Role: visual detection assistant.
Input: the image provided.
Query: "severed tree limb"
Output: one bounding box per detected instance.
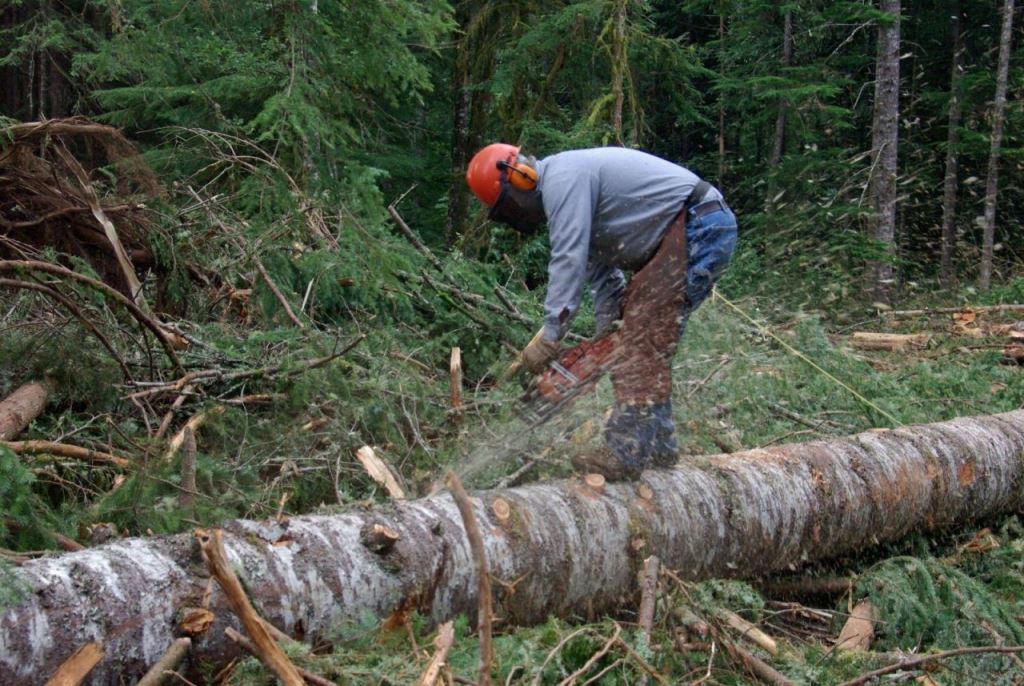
[127,336,364,400]
[0,279,132,379]
[0,379,52,441]
[163,406,224,464]
[197,529,304,686]
[720,640,794,686]
[835,600,878,652]
[415,621,455,686]
[635,555,660,686]
[254,258,306,329]
[179,427,197,512]
[136,636,191,686]
[1,440,130,468]
[43,641,103,686]
[445,471,493,686]
[836,645,1024,686]
[225,628,334,686]
[0,260,182,371]
[718,609,778,656]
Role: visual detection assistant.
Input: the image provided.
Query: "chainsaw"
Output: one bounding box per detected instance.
[508,328,624,426]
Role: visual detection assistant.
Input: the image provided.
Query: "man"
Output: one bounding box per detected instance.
[466,144,738,480]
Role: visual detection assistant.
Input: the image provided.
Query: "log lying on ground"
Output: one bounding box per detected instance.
[0,380,51,440]
[3,411,1024,684]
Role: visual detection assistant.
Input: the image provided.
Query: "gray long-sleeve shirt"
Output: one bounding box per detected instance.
[535,147,721,341]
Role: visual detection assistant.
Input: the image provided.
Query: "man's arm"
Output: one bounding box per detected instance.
[541,168,601,341]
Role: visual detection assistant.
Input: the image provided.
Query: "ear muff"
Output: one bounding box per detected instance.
[498,159,538,192]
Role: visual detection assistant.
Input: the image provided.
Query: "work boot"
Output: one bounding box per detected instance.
[571,448,642,482]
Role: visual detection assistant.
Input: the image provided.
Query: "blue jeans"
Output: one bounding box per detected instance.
[606,204,737,470]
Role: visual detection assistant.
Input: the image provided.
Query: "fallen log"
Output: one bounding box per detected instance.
[849,331,930,351]
[3,410,1024,684]
[0,380,51,441]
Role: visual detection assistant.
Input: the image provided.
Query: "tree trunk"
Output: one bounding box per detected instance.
[768,8,793,168]
[4,410,1024,684]
[940,2,965,288]
[0,380,51,441]
[979,0,1014,290]
[867,0,901,307]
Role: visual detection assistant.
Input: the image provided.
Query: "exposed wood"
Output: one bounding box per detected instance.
[43,642,102,686]
[849,332,929,351]
[355,445,405,499]
[197,528,304,686]
[415,621,455,686]
[450,347,463,417]
[636,555,660,686]
[446,470,493,686]
[836,600,879,652]
[501,327,545,382]
[5,410,1024,683]
[225,628,334,686]
[136,637,191,686]
[360,522,401,554]
[719,608,778,656]
[837,645,1024,686]
[1,440,130,468]
[0,380,50,441]
[163,406,224,464]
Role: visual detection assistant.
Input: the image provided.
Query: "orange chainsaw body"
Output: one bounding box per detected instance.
[534,330,623,408]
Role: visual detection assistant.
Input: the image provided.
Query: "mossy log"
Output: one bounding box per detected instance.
[3,411,1024,684]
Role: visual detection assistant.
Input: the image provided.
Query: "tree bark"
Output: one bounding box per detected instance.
[867,0,901,307]
[979,0,1015,290]
[4,410,1024,684]
[0,380,51,441]
[939,2,965,288]
[768,7,793,168]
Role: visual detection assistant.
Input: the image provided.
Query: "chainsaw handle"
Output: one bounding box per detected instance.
[499,327,546,384]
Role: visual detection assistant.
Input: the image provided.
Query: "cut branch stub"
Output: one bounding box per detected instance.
[360,522,401,555]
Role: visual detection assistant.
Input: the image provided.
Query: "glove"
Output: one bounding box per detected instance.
[521,336,560,374]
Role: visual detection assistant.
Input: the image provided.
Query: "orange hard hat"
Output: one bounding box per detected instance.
[466,143,520,207]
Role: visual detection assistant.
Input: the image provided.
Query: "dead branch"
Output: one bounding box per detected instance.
[163,406,224,464]
[254,258,306,329]
[355,446,405,499]
[2,440,130,468]
[0,379,51,441]
[416,621,455,686]
[0,279,132,379]
[127,336,364,400]
[136,637,191,686]
[835,600,878,652]
[836,645,1024,686]
[196,528,304,686]
[556,623,622,686]
[225,627,334,686]
[179,427,197,512]
[0,260,182,371]
[883,304,1024,317]
[445,471,493,686]
[43,641,103,686]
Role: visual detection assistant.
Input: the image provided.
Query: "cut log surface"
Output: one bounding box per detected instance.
[4,411,1024,684]
[0,380,50,441]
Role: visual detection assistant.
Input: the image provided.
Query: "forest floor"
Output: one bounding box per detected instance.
[5,283,1024,685]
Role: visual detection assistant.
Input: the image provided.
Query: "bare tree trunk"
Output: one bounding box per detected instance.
[0,380,51,441]
[867,0,901,307]
[768,8,793,168]
[940,2,965,289]
[610,0,628,146]
[979,0,1015,290]
[4,410,1024,684]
